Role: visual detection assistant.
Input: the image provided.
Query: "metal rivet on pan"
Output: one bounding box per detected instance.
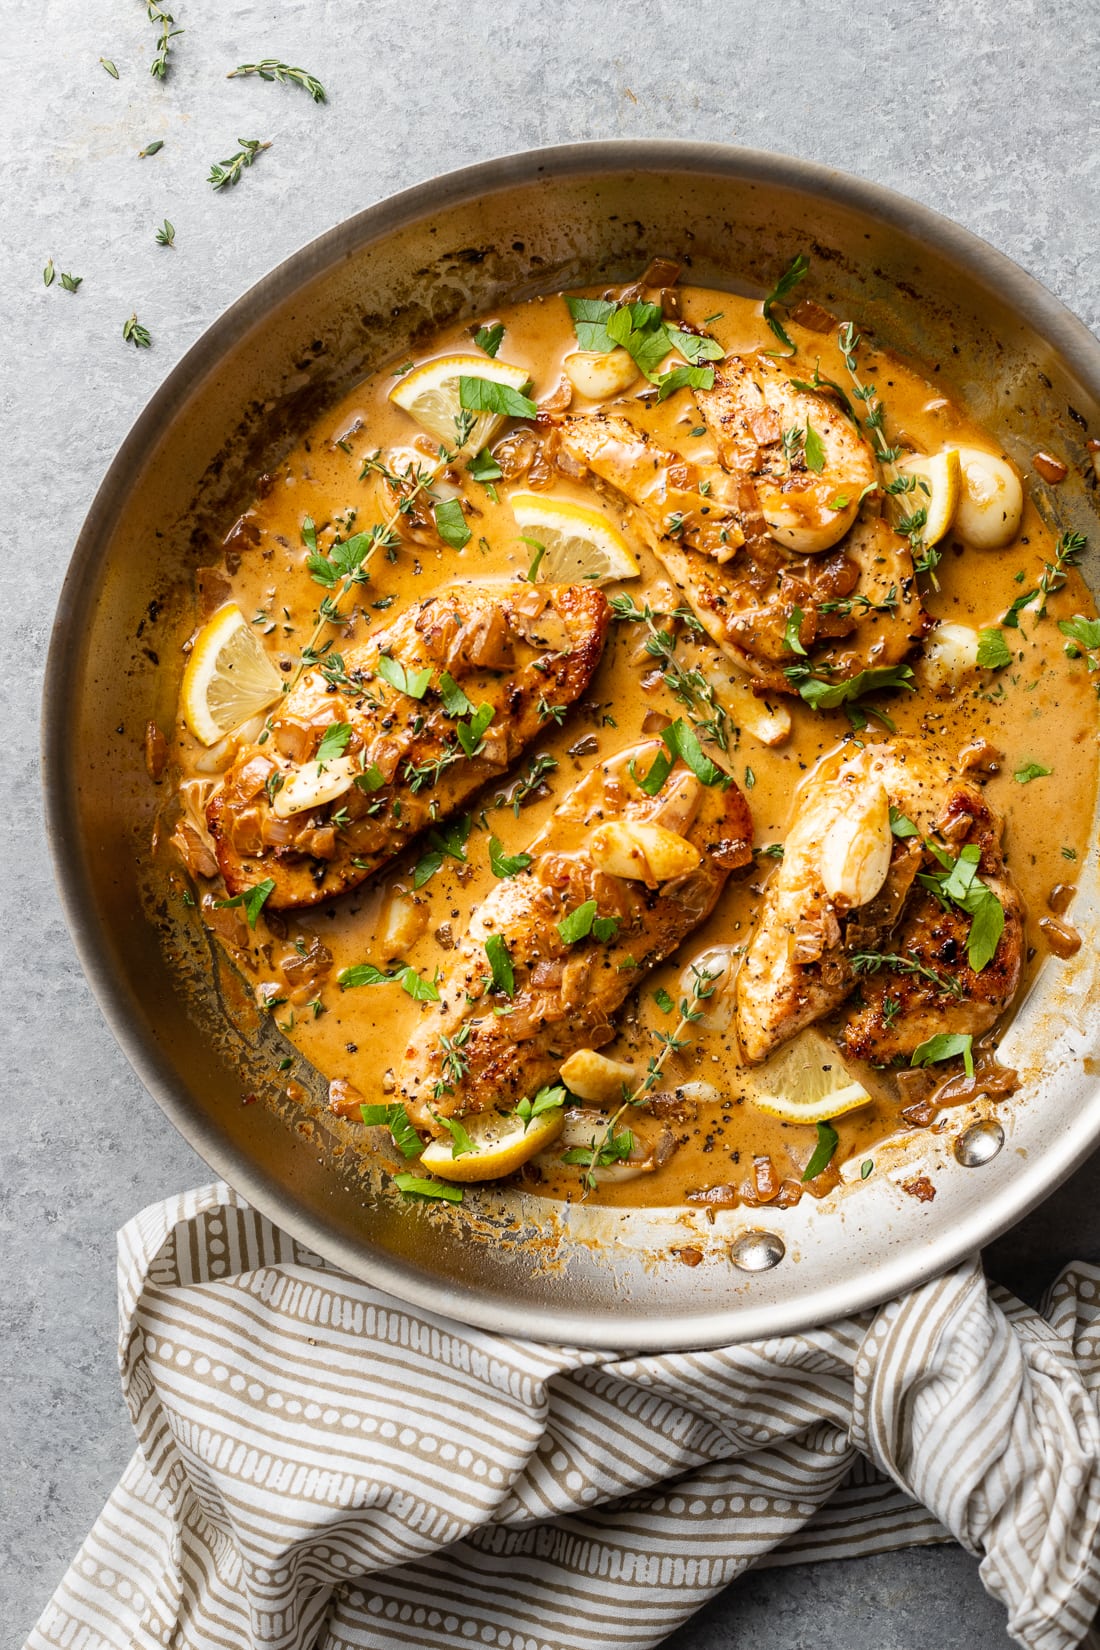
[730,1230,785,1272]
[954,1119,1005,1167]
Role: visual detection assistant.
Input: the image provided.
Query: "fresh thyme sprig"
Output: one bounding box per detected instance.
[286,439,471,698]
[850,949,965,1000]
[1002,530,1086,628]
[837,323,902,471]
[227,59,327,102]
[610,593,731,752]
[146,4,182,79]
[155,218,175,247]
[208,137,271,190]
[572,964,720,1193]
[836,322,948,578]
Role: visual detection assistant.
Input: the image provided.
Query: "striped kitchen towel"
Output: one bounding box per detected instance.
[24,1182,1100,1650]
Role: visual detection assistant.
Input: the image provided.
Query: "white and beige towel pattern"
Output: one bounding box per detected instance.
[25,1182,1100,1650]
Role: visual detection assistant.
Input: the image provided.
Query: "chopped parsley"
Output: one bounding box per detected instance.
[377,654,433,699]
[515,1084,566,1130]
[484,933,515,997]
[474,322,504,358]
[976,627,1013,670]
[910,1032,974,1078]
[458,375,537,421]
[392,1173,463,1204]
[802,1120,838,1182]
[434,497,471,549]
[489,836,532,878]
[761,252,809,355]
[213,878,275,929]
[360,1102,422,1159]
[338,963,441,1002]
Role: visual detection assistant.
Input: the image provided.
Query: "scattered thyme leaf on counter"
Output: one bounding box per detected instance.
[99,57,119,78]
[43,258,55,287]
[208,137,272,191]
[147,4,182,79]
[139,139,165,157]
[155,218,176,247]
[227,60,327,102]
[122,313,152,348]
[59,272,82,292]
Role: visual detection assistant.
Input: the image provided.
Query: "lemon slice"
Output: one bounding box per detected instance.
[180,603,283,746]
[896,448,962,548]
[745,1028,871,1124]
[419,1106,564,1183]
[389,353,532,451]
[510,493,640,585]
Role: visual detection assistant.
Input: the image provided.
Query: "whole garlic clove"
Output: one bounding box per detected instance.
[588,819,702,886]
[563,348,639,400]
[559,1049,637,1104]
[819,779,892,908]
[921,622,980,694]
[271,754,358,818]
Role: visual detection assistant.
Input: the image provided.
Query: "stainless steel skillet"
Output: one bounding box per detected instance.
[43,142,1100,1349]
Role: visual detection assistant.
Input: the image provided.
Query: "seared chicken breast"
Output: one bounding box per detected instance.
[735,738,1024,1064]
[556,404,928,693]
[207,583,610,908]
[694,354,876,555]
[399,742,754,1130]
[841,783,1025,1063]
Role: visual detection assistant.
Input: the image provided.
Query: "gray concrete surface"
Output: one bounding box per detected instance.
[2,0,1098,1643]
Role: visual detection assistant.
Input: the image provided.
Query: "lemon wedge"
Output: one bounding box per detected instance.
[389,353,532,451]
[896,448,962,548]
[180,604,283,746]
[745,1028,871,1125]
[510,493,640,585]
[418,1106,564,1183]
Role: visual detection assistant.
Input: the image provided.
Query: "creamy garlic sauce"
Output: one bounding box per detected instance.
[166,281,1099,1209]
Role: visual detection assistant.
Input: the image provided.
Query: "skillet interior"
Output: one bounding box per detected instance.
[44,142,1100,1349]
